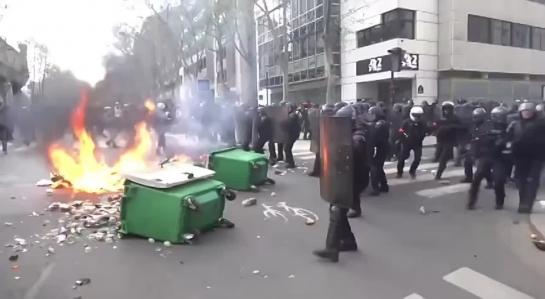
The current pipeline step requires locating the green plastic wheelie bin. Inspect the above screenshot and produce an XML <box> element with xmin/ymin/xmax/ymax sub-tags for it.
<box><xmin>209</xmin><ymin>148</ymin><xmax>273</xmax><ymax>191</ymax></box>
<box><xmin>119</xmin><ymin>178</ymin><xmax>235</xmax><ymax>243</ymax></box>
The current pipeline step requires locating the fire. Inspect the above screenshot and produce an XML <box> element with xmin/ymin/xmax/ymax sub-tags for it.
<box><xmin>144</xmin><ymin>99</ymin><xmax>156</xmax><ymax>113</ymax></box>
<box><xmin>48</xmin><ymin>91</ymin><xmax>156</xmax><ymax>194</ymax></box>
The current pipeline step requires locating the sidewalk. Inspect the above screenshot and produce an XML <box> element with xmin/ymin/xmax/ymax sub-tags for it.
<box><xmin>530</xmin><ymin>202</ymin><xmax>545</xmax><ymax>239</ymax></box>
<box><xmin>423</xmin><ymin>136</ymin><xmax>436</xmax><ymax>148</ymax></box>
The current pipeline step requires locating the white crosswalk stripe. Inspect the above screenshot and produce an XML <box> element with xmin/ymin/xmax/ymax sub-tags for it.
<box><xmin>389</xmin><ymin>169</ymin><xmax>465</xmax><ymax>186</ymax></box>
<box><xmin>416</xmin><ymin>183</ymin><xmax>470</xmax><ymax>198</ymax></box>
<box><xmin>443</xmin><ymin>267</ymin><xmax>534</xmax><ymax>299</ymax></box>
<box><xmin>403</xmin><ymin>294</ymin><xmax>425</xmax><ymax>299</ymax></box>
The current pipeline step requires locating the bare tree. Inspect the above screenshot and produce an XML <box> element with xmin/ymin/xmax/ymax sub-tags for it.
<box><xmin>323</xmin><ymin>0</ymin><xmax>339</xmax><ymax>104</ymax></box>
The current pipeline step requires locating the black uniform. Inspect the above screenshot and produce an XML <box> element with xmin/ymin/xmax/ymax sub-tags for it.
<box><xmin>467</xmin><ymin>119</ymin><xmax>509</xmax><ymax>209</ymax></box>
<box><xmin>508</xmin><ymin>107</ymin><xmax>545</xmax><ymax>213</ymax></box>
<box><xmin>283</xmin><ymin>106</ymin><xmax>301</xmax><ymax>168</ymax></box>
<box><xmin>254</xmin><ymin>109</ymin><xmax>273</xmax><ymax>155</ymax></box>
<box><xmin>314</xmin><ymin>113</ymin><xmax>369</xmax><ymax>262</ymax></box>
<box><xmin>435</xmin><ymin>106</ymin><xmax>462</xmax><ymax>180</ymax></box>
<box><xmin>369</xmin><ymin>115</ymin><xmax>390</xmax><ymax>195</ymax></box>
<box><xmin>397</xmin><ymin>117</ymin><xmax>427</xmax><ymax>177</ymax></box>
<box><xmin>389</xmin><ymin>104</ymin><xmax>404</xmax><ymax>160</ymax></box>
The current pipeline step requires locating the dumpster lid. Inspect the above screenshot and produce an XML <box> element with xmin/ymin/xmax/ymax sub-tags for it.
<box><xmin>123</xmin><ymin>164</ymin><xmax>215</xmax><ymax>189</ymax></box>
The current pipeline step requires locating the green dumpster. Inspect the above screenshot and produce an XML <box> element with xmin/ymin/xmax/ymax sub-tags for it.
<box><xmin>120</xmin><ymin>164</ymin><xmax>235</xmax><ymax>243</ymax></box>
<box><xmin>209</xmin><ymin>148</ymin><xmax>269</xmax><ymax>191</ymax></box>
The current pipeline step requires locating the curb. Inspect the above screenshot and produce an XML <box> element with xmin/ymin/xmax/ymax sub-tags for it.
<box><xmin>529</xmin><ymin>213</ymin><xmax>545</xmax><ymax>240</ymax></box>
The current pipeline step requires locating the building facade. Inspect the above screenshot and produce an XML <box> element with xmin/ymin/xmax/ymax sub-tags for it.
<box><xmin>341</xmin><ymin>0</ymin><xmax>545</xmax><ymax>104</ymax></box>
<box><xmin>257</xmin><ymin>0</ymin><xmax>340</xmax><ymax>104</ymax></box>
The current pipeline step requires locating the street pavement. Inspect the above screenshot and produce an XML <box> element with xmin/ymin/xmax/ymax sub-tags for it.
<box><xmin>1</xmin><ymin>139</ymin><xmax>545</xmax><ymax>299</ymax></box>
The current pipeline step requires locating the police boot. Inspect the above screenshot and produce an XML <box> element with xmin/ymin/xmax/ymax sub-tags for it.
<box><xmin>339</xmin><ymin>239</ymin><xmax>358</xmax><ymax>252</ymax></box>
<box><xmin>379</xmin><ymin>184</ymin><xmax>389</xmax><ymax>193</ymax></box>
<box><xmin>409</xmin><ymin>171</ymin><xmax>417</xmax><ymax>179</ymax></box>
<box><xmin>312</xmin><ymin>249</ymin><xmax>339</xmax><ymax>262</ymax></box>
<box><xmin>347</xmin><ymin>208</ymin><xmax>361</xmax><ymax>218</ymax></box>
<box><xmin>460</xmin><ymin>177</ymin><xmax>472</xmax><ymax>183</ymax></box>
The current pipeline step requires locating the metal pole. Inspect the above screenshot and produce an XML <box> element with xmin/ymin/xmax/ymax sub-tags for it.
<box><xmin>266</xmin><ymin>71</ymin><xmax>270</xmax><ymax>105</ymax></box>
<box><xmin>389</xmin><ymin>69</ymin><xmax>395</xmax><ymax>106</ymax></box>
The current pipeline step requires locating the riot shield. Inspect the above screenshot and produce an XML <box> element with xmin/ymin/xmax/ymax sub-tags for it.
<box><xmin>264</xmin><ymin>106</ymin><xmax>289</xmax><ymax>143</ymax></box>
<box><xmin>308</xmin><ymin>108</ymin><xmax>320</xmax><ymax>153</ymax></box>
<box><xmin>320</xmin><ymin>116</ymin><xmax>354</xmax><ymax>208</ymax></box>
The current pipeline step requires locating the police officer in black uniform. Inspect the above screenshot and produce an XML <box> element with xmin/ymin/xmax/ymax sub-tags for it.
<box><xmin>283</xmin><ymin>103</ymin><xmax>301</xmax><ymax>168</ymax></box>
<box><xmin>507</xmin><ymin>102</ymin><xmax>544</xmax><ymax>213</ymax></box>
<box><xmin>254</xmin><ymin>106</ymin><xmax>273</xmax><ymax>155</ymax></box>
<box><xmin>467</xmin><ymin>107</ymin><xmax>510</xmax><ymax>210</ymax></box>
<box><xmin>308</xmin><ymin>104</ymin><xmax>335</xmax><ymax>177</ymax></box>
<box><xmin>313</xmin><ymin>105</ymin><xmax>369</xmax><ymax>262</ymax></box>
<box><xmin>368</xmin><ymin>105</ymin><xmax>390</xmax><ymax>196</ymax></box>
<box><xmin>397</xmin><ymin>106</ymin><xmax>427</xmax><ymax>179</ymax></box>
<box><xmin>434</xmin><ymin>101</ymin><xmax>462</xmax><ymax>180</ymax></box>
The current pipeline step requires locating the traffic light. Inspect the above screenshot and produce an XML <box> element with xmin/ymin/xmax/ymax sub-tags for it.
<box><xmin>388</xmin><ymin>47</ymin><xmax>406</xmax><ymax>72</ymax></box>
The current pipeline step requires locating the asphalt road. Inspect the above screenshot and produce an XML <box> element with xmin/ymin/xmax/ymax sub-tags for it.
<box><xmin>1</xmin><ymin>140</ymin><xmax>545</xmax><ymax>299</ymax></box>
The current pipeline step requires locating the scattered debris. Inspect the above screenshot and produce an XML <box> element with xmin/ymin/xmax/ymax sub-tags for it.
<box><xmin>47</xmin><ymin>247</ymin><xmax>55</xmax><ymax>255</ymax></box>
<box><xmin>36</xmin><ymin>179</ymin><xmax>53</xmax><ymax>187</ymax></box>
<box><xmin>46</xmin><ymin>189</ymin><xmax>53</xmax><ymax>196</ymax></box>
<box><xmin>533</xmin><ymin>240</ymin><xmax>545</xmax><ymax>251</ymax></box>
<box><xmin>305</xmin><ymin>218</ymin><xmax>316</xmax><ymax>225</ymax></box>
<box><xmin>14</xmin><ymin>276</ymin><xmax>21</xmax><ymax>280</ymax></box>
<box><xmin>270</xmin><ymin>192</ymin><xmax>276</xmax><ymax>197</ymax></box>
<box><xmin>155</xmin><ymin>247</ymin><xmax>162</xmax><ymax>253</ymax></box>
<box><xmin>242</xmin><ymin>198</ymin><xmax>257</xmax><ymax>207</ymax></box>
<box><xmin>288</xmin><ymin>274</ymin><xmax>295</xmax><ymax>279</ymax></box>
<box><xmin>531</xmin><ymin>234</ymin><xmax>538</xmax><ymax>240</ymax></box>
<box><xmin>73</xmin><ymin>278</ymin><xmax>91</xmax><ymax>289</ymax></box>
<box><xmin>473</xmin><ymin>254</ymin><xmax>478</xmax><ymax>258</ymax></box>
<box><xmin>274</xmin><ymin>170</ymin><xmax>287</xmax><ymax>176</ymax></box>
<box><xmin>14</xmin><ymin>238</ymin><xmax>27</xmax><ymax>246</ymax></box>
<box><xmin>11</xmin><ymin>264</ymin><xmax>20</xmax><ymax>271</ymax></box>
<box><xmin>179</xmin><ymin>261</ymin><xmax>184</xmax><ymax>265</ymax></box>
<box><xmin>419</xmin><ymin>206</ymin><xmax>427</xmax><ymax>215</ymax></box>
<box><xmin>206</xmin><ymin>286</ymin><xmax>211</xmax><ymax>289</ymax></box>
<box><xmin>9</xmin><ymin>255</ymin><xmax>18</xmax><ymax>262</ymax></box>
<box><xmin>263</xmin><ymin>275</ymin><xmax>269</xmax><ymax>278</ymax></box>
<box><xmin>163</xmin><ymin>241</ymin><xmax>172</xmax><ymax>247</ymax></box>
<box><xmin>256</xmin><ymin>235</ymin><xmax>261</xmax><ymax>239</ymax></box>
<box><xmin>252</xmin><ymin>270</ymin><xmax>260</xmax><ymax>275</ymax></box>
<box><xmin>4</xmin><ymin>222</ymin><xmax>13</xmax><ymax>227</ymax></box>
<box><xmin>10</xmin><ymin>196</ymin><xmax>16</xmax><ymax>200</ymax></box>
<box><xmin>148</xmin><ymin>238</ymin><xmax>155</xmax><ymax>244</ymax></box>
<box><xmin>84</xmin><ymin>245</ymin><xmax>92</xmax><ymax>254</ymax></box>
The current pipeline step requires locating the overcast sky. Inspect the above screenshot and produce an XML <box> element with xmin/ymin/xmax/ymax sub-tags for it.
<box><xmin>1</xmin><ymin>0</ymin><xmax>156</xmax><ymax>85</ymax></box>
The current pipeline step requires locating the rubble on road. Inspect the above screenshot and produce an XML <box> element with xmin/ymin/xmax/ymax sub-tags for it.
<box><xmin>242</xmin><ymin>198</ymin><xmax>257</xmax><ymax>207</ymax></box>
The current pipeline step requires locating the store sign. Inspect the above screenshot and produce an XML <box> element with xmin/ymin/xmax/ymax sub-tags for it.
<box><xmin>356</xmin><ymin>53</ymin><xmax>419</xmax><ymax>75</ymax></box>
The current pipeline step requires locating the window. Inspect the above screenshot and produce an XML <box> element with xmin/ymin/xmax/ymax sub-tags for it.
<box><xmin>512</xmin><ymin>23</ymin><xmax>531</xmax><ymax>48</ymax></box>
<box><xmin>532</xmin><ymin>27</ymin><xmax>545</xmax><ymax>50</ymax></box>
<box><xmin>491</xmin><ymin>19</ymin><xmax>511</xmax><ymax>46</ymax></box>
<box><xmin>308</xmin><ymin>29</ymin><xmax>316</xmax><ymax>55</ymax></box>
<box><xmin>316</xmin><ymin>66</ymin><xmax>325</xmax><ymax>77</ymax></box>
<box><xmin>468</xmin><ymin>15</ymin><xmax>490</xmax><ymax>43</ymax></box>
<box><xmin>382</xmin><ymin>8</ymin><xmax>415</xmax><ymax>40</ymax></box>
<box><xmin>307</xmin><ymin>0</ymin><xmax>315</xmax><ymax>9</ymax></box>
<box><xmin>316</xmin><ymin>5</ymin><xmax>323</xmax><ymax>18</ymax></box>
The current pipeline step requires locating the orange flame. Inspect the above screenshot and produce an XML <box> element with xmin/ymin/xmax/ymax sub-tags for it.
<box><xmin>144</xmin><ymin>99</ymin><xmax>156</xmax><ymax>113</ymax></box>
<box><xmin>48</xmin><ymin>91</ymin><xmax>156</xmax><ymax>194</ymax></box>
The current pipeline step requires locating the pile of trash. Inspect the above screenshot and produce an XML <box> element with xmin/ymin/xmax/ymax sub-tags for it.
<box><xmin>4</xmin><ymin>194</ymin><xmax>123</xmax><ymax>256</ymax></box>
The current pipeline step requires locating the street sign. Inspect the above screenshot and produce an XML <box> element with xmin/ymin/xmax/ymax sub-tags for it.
<box><xmin>356</xmin><ymin>53</ymin><xmax>419</xmax><ymax>75</ymax></box>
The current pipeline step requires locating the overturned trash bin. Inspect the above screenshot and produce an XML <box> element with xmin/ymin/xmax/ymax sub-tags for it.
<box><xmin>120</xmin><ymin>164</ymin><xmax>236</xmax><ymax>243</ymax></box>
<box><xmin>208</xmin><ymin>148</ymin><xmax>274</xmax><ymax>191</ymax></box>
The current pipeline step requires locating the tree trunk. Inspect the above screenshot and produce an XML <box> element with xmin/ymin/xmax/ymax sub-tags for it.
<box><xmin>323</xmin><ymin>0</ymin><xmax>336</xmax><ymax>104</ymax></box>
<box><xmin>281</xmin><ymin>0</ymin><xmax>289</xmax><ymax>102</ymax></box>
<box><xmin>237</xmin><ymin>0</ymin><xmax>258</xmax><ymax>147</ymax></box>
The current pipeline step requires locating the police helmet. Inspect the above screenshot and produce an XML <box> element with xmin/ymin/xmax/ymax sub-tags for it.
<box><xmin>157</xmin><ymin>102</ymin><xmax>167</xmax><ymax>110</ymax></box>
<box><xmin>409</xmin><ymin>106</ymin><xmax>424</xmax><ymax>121</ymax></box>
<box><xmin>519</xmin><ymin>102</ymin><xmax>536</xmax><ymax>120</ymax></box>
<box><xmin>334</xmin><ymin>101</ymin><xmax>348</xmax><ymax>112</ymax></box>
<box><xmin>472</xmin><ymin>107</ymin><xmax>487</xmax><ymax>123</ymax></box>
<box><xmin>335</xmin><ymin>105</ymin><xmax>355</xmax><ymax>119</ymax></box>
<box><xmin>321</xmin><ymin>104</ymin><xmax>335</xmax><ymax>116</ymax></box>
<box><xmin>491</xmin><ymin>106</ymin><xmax>508</xmax><ymax>124</ymax></box>
<box><xmin>536</xmin><ymin>103</ymin><xmax>545</xmax><ymax>113</ymax></box>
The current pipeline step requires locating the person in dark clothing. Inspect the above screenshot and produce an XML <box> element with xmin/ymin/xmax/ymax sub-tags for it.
<box><xmin>154</xmin><ymin>102</ymin><xmax>172</xmax><ymax>155</ymax></box>
<box><xmin>454</xmin><ymin>102</ymin><xmax>474</xmax><ymax>179</ymax></box>
<box><xmin>313</xmin><ymin>105</ymin><xmax>369</xmax><ymax>262</ymax></box>
<box><xmin>507</xmin><ymin>102</ymin><xmax>545</xmax><ymax>213</ymax></box>
<box><xmin>434</xmin><ymin>101</ymin><xmax>463</xmax><ymax>180</ymax></box>
<box><xmin>283</xmin><ymin>103</ymin><xmax>301</xmax><ymax>168</ymax></box>
<box><xmin>254</xmin><ymin>107</ymin><xmax>273</xmax><ymax>155</ymax></box>
<box><xmin>389</xmin><ymin>103</ymin><xmax>404</xmax><ymax>161</ymax></box>
<box><xmin>0</xmin><ymin>97</ymin><xmax>11</xmax><ymax>155</ymax></box>
<box><xmin>368</xmin><ymin>105</ymin><xmax>390</xmax><ymax>196</ymax></box>
<box><xmin>300</xmin><ymin>106</ymin><xmax>310</xmax><ymax>140</ymax></box>
<box><xmin>397</xmin><ymin>106</ymin><xmax>428</xmax><ymax>179</ymax></box>
<box><xmin>467</xmin><ymin>107</ymin><xmax>510</xmax><ymax>210</ymax></box>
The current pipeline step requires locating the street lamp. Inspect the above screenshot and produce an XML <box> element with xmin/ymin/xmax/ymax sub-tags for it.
<box><xmin>387</xmin><ymin>47</ymin><xmax>406</xmax><ymax>106</ymax></box>
<box><xmin>265</xmin><ymin>70</ymin><xmax>270</xmax><ymax>106</ymax></box>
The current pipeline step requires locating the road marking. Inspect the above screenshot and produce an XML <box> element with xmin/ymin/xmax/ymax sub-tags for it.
<box><xmin>293</xmin><ymin>152</ymin><xmax>313</xmax><ymax>157</ymax></box>
<box><xmin>384</xmin><ymin>162</ymin><xmax>438</xmax><ymax>175</ymax></box>
<box><xmin>389</xmin><ymin>169</ymin><xmax>465</xmax><ymax>186</ymax></box>
<box><xmin>443</xmin><ymin>267</ymin><xmax>534</xmax><ymax>299</ymax></box>
<box><xmin>24</xmin><ymin>263</ymin><xmax>55</xmax><ymax>299</ymax></box>
<box><xmin>416</xmin><ymin>183</ymin><xmax>469</xmax><ymax>198</ymax></box>
<box><xmin>404</xmin><ymin>293</ymin><xmax>425</xmax><ymax>299</ymax></box>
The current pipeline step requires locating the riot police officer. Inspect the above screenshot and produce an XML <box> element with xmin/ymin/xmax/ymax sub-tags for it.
<box><xmin>368</xmin><ymin>105</ymin><xmax>390</xmax><ymax>196</ymax></box>
<box><xmin>507</xmin><ymin>102</ymin><xmax>544</xmax><ymax>213</ymax></box>
<box><xmin>254</xmin><ymin>106</ymin><xmax>273</xmax><ymax>155</ymax></box>
<box><xmin>467</xmin><ymin>107</ymin><xmax>510</xmax><ymax>210</ymax></box>
<box><xmin>397</xmin><ymin>106</ymin><xmax>427</xmax><ymax>179</ymax></box>
<box><xmin>389</xmin><ymin>103</ymin><xmax>404</xmax><ymax>161</ymax></box>
<box><xmin>313</xmin><ymin>105</ymin><xmax>369</xmax><ymax>262</ymax></box>
<box><xmin>283</xmin><ymin>103</ymin><xmax>301</xmax><ymax>168</ymax></box>
<box><xmin>154</xmin><ymin>102</ymin><xmax>172</xmax><ymax>155</ymax></box>
<box><xmin>434</xmin><ymin>101</ymin><xmax>462</xmax><ymax>180</ymax></box>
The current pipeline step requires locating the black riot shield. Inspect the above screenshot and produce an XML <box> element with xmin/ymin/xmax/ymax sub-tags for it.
<box><xmin>264</xmin><ymin>106</ymin><xmax>289</xmax><ymax>143</ymax></box>
<box><xmin>308</xmin><ymin>108</ymin><xmax>321</xmax><ymax>153</ymax></box>
<box><xmin>320</xmin><ymin>116</ymin><xmax>354</xmax><ymax>208</ymax></box>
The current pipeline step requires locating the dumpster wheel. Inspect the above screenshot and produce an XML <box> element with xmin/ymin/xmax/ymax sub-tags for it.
<box><xmin>218</xmin><ymin>218</ymin><xmax>235</xmax><ymax>229</ymax></box>
<box><xmin>221</xmin><ymin>188</ymin><xmax>237</xmax><ymax>201</ymax></box>
<box><xmin>265</xmin><ymin>178</ymin><xmax>276</xmax><ymax>185</ymax></box>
